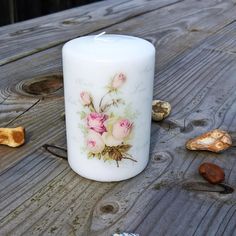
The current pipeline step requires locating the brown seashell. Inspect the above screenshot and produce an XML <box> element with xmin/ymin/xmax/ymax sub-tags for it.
<box><xmin>186</xmin><ymin>129</ymin><xmax>232</xmax><ymax>153</ymax></box>
<box><xmin>152</xmin><ymin>100</ymin><xmax>171</xmax><ymax>121</ymax></box>
<box><xmin>0</xmin><ymin>127</ymin><xmax>25</xmax><ymax>147</ymax></box>
<box><xmin>199</xmin><ymin>162</ymin><xmax>225</xmax><ymax>184</ymax></box>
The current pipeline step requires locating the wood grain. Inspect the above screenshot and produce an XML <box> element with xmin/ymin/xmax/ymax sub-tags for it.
<box><xmin>0</xmin><ymin>0</ymin><xmax>181</xmax><ymax>65</ymax></box>
<box><xmin>1</xmin><ymin>0</ymin><xmax>236</xmax><ymax>170</ymax></box>
<box><xmin>1</xmin><ymin>0</ymin><xmax>236</xmax><ymax>235</ymax></box>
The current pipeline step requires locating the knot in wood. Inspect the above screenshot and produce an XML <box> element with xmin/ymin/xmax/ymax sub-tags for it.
<box><xmin>191</xmin><ymin>119</ymin><xmax>209</xmax><ymax>127</ymax></box>
<box><xmin>153</xmin><ymin>154</ymin><xmax>162</xmax><ymax>161</ymax></box>
<box><xmin>22</xmin><ymin>74</ymin><xmax>63</xmax><ymax>96</ymax></box>
<box><xmin>152</xmin><ymin>151</ymin><xmax>172</xmax><ymax>163</ymax></box>
<box><xmin>99</xmin><ymin>202</ymin><xmax>119</xmax><ymax>214</ymax></box>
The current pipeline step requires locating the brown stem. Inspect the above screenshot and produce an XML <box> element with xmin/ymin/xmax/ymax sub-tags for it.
<box><xmin>123</xmin><ymin>156</ymin><xmax>137</xmax><ymax>162</ymax></box>
<box><xmin>101</xmin><ymin>99</ymin><xmax>124</xmax><ymax>112</ymax></box>
<box><xmin>89</xmin><ymin>101</ymin><xmax>97</xmax><ymax>112</ymax></box>
<box><xmin>99</xmin><ymin>91</ymin><xmax>111</xmax><ymax>112</ymax></box>
<box><xmin>124</xmin><ymin>152</ymin><xmax>134</xmax><ymax>158</ymax></box>
<box><xmin>101</xmin><ymin>102</ymin><xmax>113</xmax><ymax>112</ymax></box>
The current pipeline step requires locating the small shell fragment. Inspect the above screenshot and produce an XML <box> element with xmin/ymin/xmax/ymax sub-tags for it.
<box><xmin>0</xmin><ymin>127</ymin><xmax>25</xmax><ymax>147</ymax></box>
<box><xmin>152</xmin><ymin>100</ymin><xmax>171</xmax><ymax>121</ymax></box>
<box><xmin>186</xmin><ymin>129</ymin><xmax>232</xmax><ymax>153</ymax></box>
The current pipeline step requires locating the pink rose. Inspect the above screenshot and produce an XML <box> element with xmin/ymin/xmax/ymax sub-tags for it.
<box><xmin>87</xmin><ymin>112</ymin><xmax>108</xmax><ymax>134</ymax></box>
<box><xmin>86</xmin><ymin>130</ymin><xmax>105</xmax><ymax>153</ymax></box>
<box><xmin>112</xmin><ymin>119</ymin><xmax>133</xmax><ymax>140</ymax></box>
<box><xmin>111</xmin><ymin>73</ymin><xmax>126</xmax><ymax>89</ymax></box>
<box><xmin>102</xmin><ymin>132</ymin><xmax>122</xmax><ymax>147</ymax></box>
<box><xmin>80</xmin><ymin>91</ymin><xmax>91</xmax><ymax>105</ymax></box>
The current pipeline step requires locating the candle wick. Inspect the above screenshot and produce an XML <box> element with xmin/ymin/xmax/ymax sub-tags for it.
<box><xmin>94</xmin><ymin>31</ymin><xmax>106</xmax><ymax>40</ymax></box>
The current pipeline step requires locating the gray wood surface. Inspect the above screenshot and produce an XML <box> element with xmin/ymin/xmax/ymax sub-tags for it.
<box><xmin>0</xmin><ymin>0</ymin><xmax>181</xmax><ymax>66</ymax></box>
<box><xmin>1</xmin><ymin>0</ymin><xmax>236</xmax><ymax>235</ymax></box>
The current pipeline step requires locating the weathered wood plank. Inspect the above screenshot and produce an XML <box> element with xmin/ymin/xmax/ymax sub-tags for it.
<box><xmin>0</xmin><ymin>0</ymin><xmax>235</xmax><ymax>171</ymax></box>
<box><xmin>1</xmin><ymin>0</ymin><xmax>236</xmax><ymax>235</ymax></box>
<box><xmin>200</xmin><ymin>19</ymin><xmax>236</xmax><ymax>53</ymax></box>
<box><xmin>0</xmin><ymin>0</ymin><xmax>181</xmax><ymax>65</ymax></box>
<box><xmin>123</xmin><ymin>49</ymin><xmax>236</xmax><ymax>236</ymax></box>
<box><xmin>0</xmin><ymin>97</ymin><xmax>65</xmax><ymax>170</ymax></box>
<box><xmin>102</xmin><ymin>0</ymin><xmax>236</xmax><ymax>70</ymax></box>
<box><xmin>1</xmin><ymin>51</ymin><xmax>236</xmax><ymax>234</ymax></box>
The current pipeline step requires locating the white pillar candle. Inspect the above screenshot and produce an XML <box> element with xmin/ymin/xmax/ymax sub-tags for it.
<box><xmin>62</xmin><ymin>34</ymin><xmax>155</xmax><ymax>182</ymax></box>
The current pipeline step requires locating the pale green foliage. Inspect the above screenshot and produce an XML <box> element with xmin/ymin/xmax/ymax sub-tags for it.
<box><xmin>78</xmin><ymin>124</ymin><xmax>88</xmax><ymax>136</ymax></box>
<box><xmin>79</xmin><ymin>111</ymin><xmax>87</xmax><ymax>119</ymax></box>
<box><xmin>123</xmin><ymin>103</ymin><xmax>139</xmax><ymax>120</ymax></box>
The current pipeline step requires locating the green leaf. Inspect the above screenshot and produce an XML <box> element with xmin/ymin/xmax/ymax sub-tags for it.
<box><xmin>123</xmin><ymin>103</ymin><xmax>139</xmax><ymax>120</ymax></box>
<box><xmin>109</xmin><ymin>112</ymin><xmax>115</xmax><ymax>118</ymax></box>
<box><xmin>96</xmin><ymin>153</ymin><xmax>102</xmax><ymax>159</ymax></box>
<box><xmin>107</xmin><ymin>147</ymin><xmax>123</xmax><ymax>161</ymax></box>
<box><xmin>117</xmin><ymin>144</ymin><xmax>132</xmax><ymax>153</ymax></box>
<box><xmin>79</xmin><ymin>111</ymin><xmax>87</xmax><ymax>119</ymax></box>
<box><xmin>102</xmin><ymin>147</ymin><xmax>108</xmax><ymax>156</ymax></box>
<box><xmin>88</xmin><ymin>152</ymin><xmax>94</xmax><ymax>159</ymax></box>
<box><xmin>79</xmin><ymin>124</ymin><xmax>88</xmax><ymax>135</ymax></box>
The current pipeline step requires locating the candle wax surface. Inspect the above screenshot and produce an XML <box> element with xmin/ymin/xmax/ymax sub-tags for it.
<box><xmin>63</xmin><ymin>34</ymin><xmax>155</xmax><ymax>62</ymax></box>
<box><xmin>63</xmin><ymin>34</ymin><xmax>156</xmax><ymax>182</ymax></box>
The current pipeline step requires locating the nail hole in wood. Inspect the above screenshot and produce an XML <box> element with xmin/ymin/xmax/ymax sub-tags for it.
<box><xmin>22</xmin><ymin>74</ymin><xmax>63</xmax><ymax>96</ymax></box>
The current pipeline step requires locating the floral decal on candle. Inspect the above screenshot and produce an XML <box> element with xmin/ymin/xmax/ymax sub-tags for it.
<box><xmin>79</xmin><ymin>73</ymin><xmax>137</xmax><ymax>167</ymax></box>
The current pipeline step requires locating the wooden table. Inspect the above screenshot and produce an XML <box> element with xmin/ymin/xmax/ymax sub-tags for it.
<box><xmin>1</xmin><ymin>0</ymin><xmax>236</xmax><ymax>235</ymax></box>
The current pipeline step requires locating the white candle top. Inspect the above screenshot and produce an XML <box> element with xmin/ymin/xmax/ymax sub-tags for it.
<box><xmin>63</xmin><ymin>34</ymin><xmax>155</xmax><ymax>62</ymax></box>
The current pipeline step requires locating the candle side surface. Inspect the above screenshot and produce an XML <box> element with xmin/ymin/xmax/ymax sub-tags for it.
<box><xmin>63</xmin><ymin>34</ymin><xmax>155</xmax><ymax>182</ymax></box>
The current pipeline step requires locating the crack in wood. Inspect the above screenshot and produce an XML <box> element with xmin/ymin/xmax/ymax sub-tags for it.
<box><xmin>43</xmin><ymin>144</ymin><xmax>67</xmax><ymax>160</ymax></box>
<box><xmin>0</xmin><ymin>95</ymin><xmax>10</xmax><ymax>105</ymax></box>
<box><xmin>5</xmin><ymin>98</ymin><xmax>41</xmax><ymax>127</ymax></box>
<box><xmin>183</xmin><ymin>182</ymin><xmax>234</xmax><ymax>195</ymax></box>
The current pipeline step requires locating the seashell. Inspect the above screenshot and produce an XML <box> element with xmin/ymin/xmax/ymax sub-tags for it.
<box><xmin>152</xmin><ymin>100</ymin><xmax>171</xmax><ymax>121</ymax></box>
<box><xmin>0</xmin><ymin>127</ymin><xmax>25</xmax><ymax>147</ymax></box>
<box><xmin>186</xmin><ymin>129</ymin><xmax>232</xmax><ymax>153</ymax></box>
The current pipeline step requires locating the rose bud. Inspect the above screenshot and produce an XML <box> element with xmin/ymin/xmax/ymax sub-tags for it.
<box><xmin>80</xmin><ymin>91</ymin><xmax>92</xmax><ymax>106</ymax></box>
<box><xmin>111</xmin><ymin>73</ymin><xmax>126</xmax><ymax>89</ymax></box>
<box><xmin>112</xmin><ymin>119</ymin><xmax>133</xmax><ymax>140</ymax></box>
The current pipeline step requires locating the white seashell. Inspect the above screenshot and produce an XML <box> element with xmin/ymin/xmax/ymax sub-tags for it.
<box><xmin>152</xmin><ymin>100</ymin><xmax>171</xmax><ymax>121</ymax></box>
